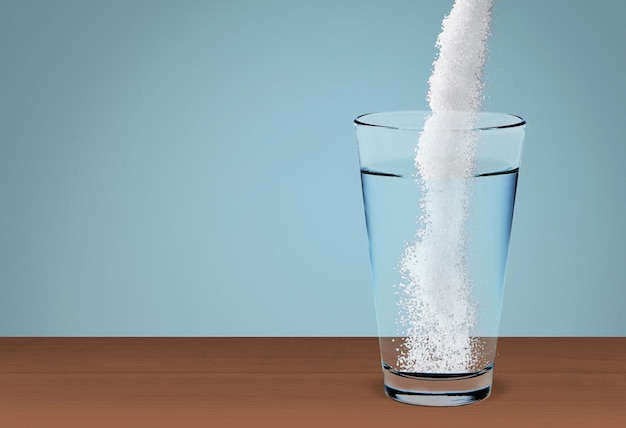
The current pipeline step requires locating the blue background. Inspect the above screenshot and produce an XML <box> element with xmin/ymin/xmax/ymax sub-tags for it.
<box><xmin>1</xmin><ymin>0</ymin><xmax>624</xmax><ymax>336</ymax></box>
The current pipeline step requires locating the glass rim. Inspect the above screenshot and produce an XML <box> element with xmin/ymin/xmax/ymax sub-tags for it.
<box><xmin>354</xmin><ymin>110</ymin><xmax>526</xmax><ymax>131</ymax></box>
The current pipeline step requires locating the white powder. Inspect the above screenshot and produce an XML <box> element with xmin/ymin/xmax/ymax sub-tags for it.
<box><xmin>397</xmin><ymin>0</ymin><xmax>494</xmax><ymax>373</ymax></box>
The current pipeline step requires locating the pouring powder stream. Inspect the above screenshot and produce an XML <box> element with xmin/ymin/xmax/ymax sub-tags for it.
<box><xmin>396</xmin><ymin>0</ymin><xmax>494</xmax><ymax>373</ymax></box>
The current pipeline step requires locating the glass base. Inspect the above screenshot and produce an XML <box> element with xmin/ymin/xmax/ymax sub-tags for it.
<box><xmin>382</xmin><ymin>363</ymin><xmax>493</xmax><ymax>406</ymax></box>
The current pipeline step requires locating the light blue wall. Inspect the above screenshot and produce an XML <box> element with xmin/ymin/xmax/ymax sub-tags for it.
<box><xmin>1</xmin><ymin>0</ymin><xmax>624</xmax><ymax>336</ymax></box>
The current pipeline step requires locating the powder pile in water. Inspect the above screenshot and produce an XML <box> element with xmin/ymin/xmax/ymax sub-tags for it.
<box><xmin>396</xmin><ymin>0</ymin><xmax>494</xmax><ymax>373</ymax></box>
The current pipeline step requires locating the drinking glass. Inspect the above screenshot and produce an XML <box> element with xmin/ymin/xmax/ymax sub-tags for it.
<box><xmin>355</xmin><ymin>111</ymin><xmax>526</xmax><ymax>406</ymax></box>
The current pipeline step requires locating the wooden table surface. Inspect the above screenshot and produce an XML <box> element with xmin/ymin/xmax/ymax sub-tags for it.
<box><xmin>0</xmin><ymin>337</ymin><xmax>624</xmax><ymax>427</ymax></box>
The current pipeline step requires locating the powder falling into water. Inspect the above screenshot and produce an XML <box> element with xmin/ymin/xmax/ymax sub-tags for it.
<box><xmin>396</xmin><ymin>0</ymin><xmax>494</xmax><ymax>373</ymax></box>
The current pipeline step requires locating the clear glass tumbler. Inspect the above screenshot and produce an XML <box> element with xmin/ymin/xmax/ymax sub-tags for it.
<box><xmin>355</xmin><ymin>111</ymin><xmax>526</xmax><ymax>406</ymax></box>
